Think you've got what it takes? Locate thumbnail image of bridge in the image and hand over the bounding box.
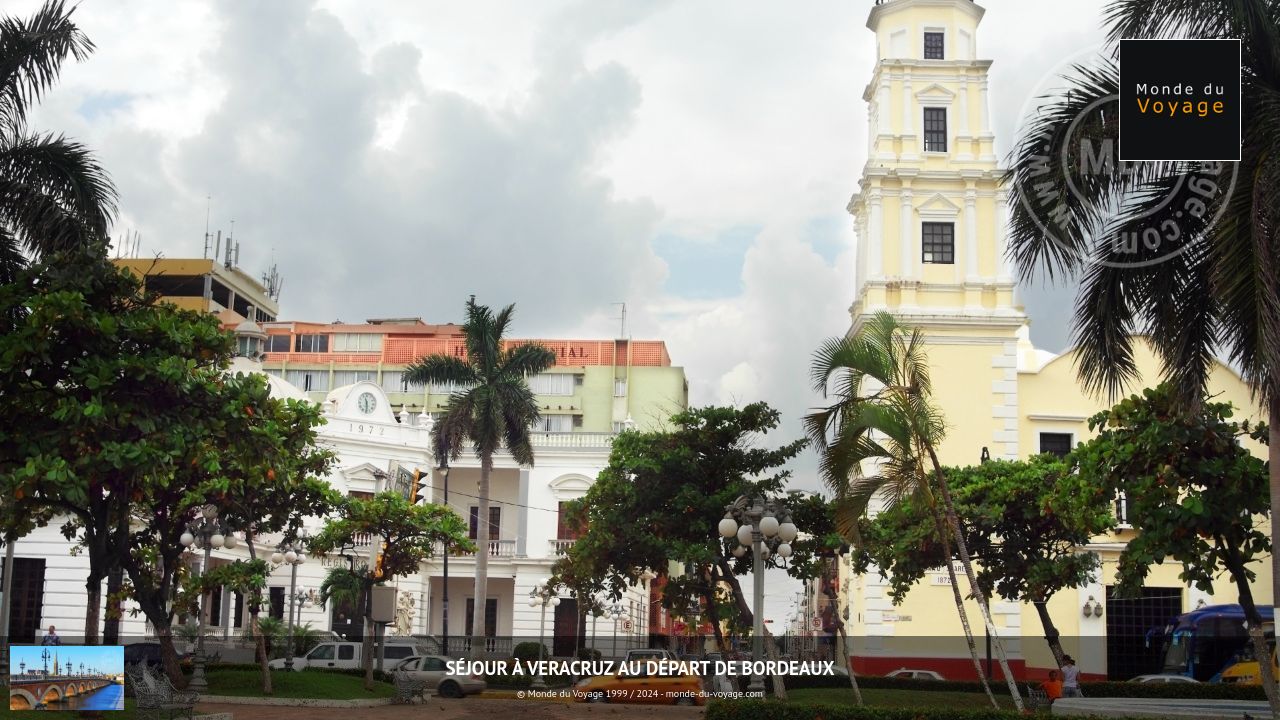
[9,672,123,710]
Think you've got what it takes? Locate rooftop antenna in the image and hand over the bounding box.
[214,230,222,263]
[202,195,212,258]
[612,302,627,339]
[132,230,142,258]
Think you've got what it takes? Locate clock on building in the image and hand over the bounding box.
[357,392,377,414]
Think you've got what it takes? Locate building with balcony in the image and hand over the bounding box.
[3,293,685,659]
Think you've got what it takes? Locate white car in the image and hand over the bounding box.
[886,668,945,681]
[392,655,487,697]
[267,640,430,671]
[1129,674,1199,683]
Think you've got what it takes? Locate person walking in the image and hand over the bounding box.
[41,625,60,646]
[1061,655,1081,697]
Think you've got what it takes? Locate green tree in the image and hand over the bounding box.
[0,0,116,285]
[207,374,338,695]
[310,492,472,689]
[1075,384,1274,707]
[0,248,233,648]
[805,312,1022,711]
[403,297,555,656]
[1003,0,1280,684]
[558,403,819,697]
[854,455,1112,667]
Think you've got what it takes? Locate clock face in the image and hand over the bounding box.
[357,392,377,414]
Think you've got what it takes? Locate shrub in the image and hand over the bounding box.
[513,641,549,664]
[706,700,1023,720]
[577,647,603,662]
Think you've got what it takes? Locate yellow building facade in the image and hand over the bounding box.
[841,0,1270,681]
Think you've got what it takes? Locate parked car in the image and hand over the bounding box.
[267,639,431,671]
[1129,673,1199,684]
[123,642,193,669]
[390,655,486,698]
[574,664,703,705]
[886,668,945,681]
[624,648,677,663]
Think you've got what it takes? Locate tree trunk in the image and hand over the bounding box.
[155,626,186,690]
[937,516,998,707]
[470,454,492,659]
[928,446,1024,712]
[1229,550,1280,716]
[1033,599,1066,669]
[0,533,14,683]
[713,555,787,698]
[244,534,272,695]
[103,567,123,646]
[84,574,102,645]
[821,571,863,706]
[363,585,376,690]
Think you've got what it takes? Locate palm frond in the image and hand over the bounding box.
[403,353,477,388]
[0,0,93,136]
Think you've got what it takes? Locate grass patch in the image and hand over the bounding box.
[203,668,394,699]
[788,688,1019,711]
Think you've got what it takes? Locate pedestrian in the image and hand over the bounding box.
[42,625,60,646]
[1061,655,1081,697]
[1041,669,1063,702]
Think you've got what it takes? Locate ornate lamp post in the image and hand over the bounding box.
[41,648,49,677]
[179,503,234,692]
[606,603,625,660]
[527,579,560,690]
[717,495,798,694]
[271,537,309,670]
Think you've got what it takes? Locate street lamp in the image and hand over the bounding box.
[527,579,560,690]
[718,494,799,695]
[179,503,231,692]
[606,603,626,661]
[272,536,309,670]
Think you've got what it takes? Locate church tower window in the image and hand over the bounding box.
[924,31,945,59]
[923,108,948,152]
[922,222,955,264]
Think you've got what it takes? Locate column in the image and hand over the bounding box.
[965,190,979,282]
[876,80,892,160]
[979,78,991,135]
[868,193,884,279]
[901,77,915,159]
[957,76,970,136]
[995,190,1013,283]
[899,188,914,280]
[516,469,530,558]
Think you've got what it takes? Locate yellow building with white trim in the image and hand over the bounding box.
[841,0,1270,681]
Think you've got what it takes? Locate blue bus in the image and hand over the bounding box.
[1155,604,1274,681]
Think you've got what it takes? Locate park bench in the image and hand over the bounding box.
[391,670,431,704]
[126,662,200,720]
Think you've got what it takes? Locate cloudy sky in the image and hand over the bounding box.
[18,0,1111,622]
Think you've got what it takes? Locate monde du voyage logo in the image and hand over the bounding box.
[1119,38,1241,161]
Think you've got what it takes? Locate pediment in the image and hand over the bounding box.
[916,193,962,213]
[341,462,386,482]
[914,83,955,103]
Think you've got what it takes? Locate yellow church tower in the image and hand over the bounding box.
[848,0,1026,467]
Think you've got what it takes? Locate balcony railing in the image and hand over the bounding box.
[549,538,577,556]
[435,539,516,558]
[526,432,615,449]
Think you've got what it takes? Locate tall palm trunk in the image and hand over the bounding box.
[916,446,997,707]
[821,571,863,706]
[1227,548,1279,715]
[928,446,1023,712]
[1270,395,1279,694]
[470,455,493,658]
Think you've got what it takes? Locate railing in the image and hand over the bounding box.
[527,432,615,449]
[549,538,577,556]
[435,539,516,558]
[433,636,512,658]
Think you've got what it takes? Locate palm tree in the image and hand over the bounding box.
[1004,1,1280,710]
[404,297,556,657]
[805,312,1024,711]
[1,0,116,285]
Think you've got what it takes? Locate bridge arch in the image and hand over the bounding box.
[64,683,78,697]
[10,689,38,710]
[40,685,64,704]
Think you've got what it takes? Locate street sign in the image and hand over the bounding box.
[811,617,822,631]
[621,619,634,633]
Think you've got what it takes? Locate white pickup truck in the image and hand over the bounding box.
[268,640,431,671]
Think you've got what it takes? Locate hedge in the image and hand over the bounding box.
[194,663,393,683]
[778,673,1265,701]
[706,700,1024,720]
